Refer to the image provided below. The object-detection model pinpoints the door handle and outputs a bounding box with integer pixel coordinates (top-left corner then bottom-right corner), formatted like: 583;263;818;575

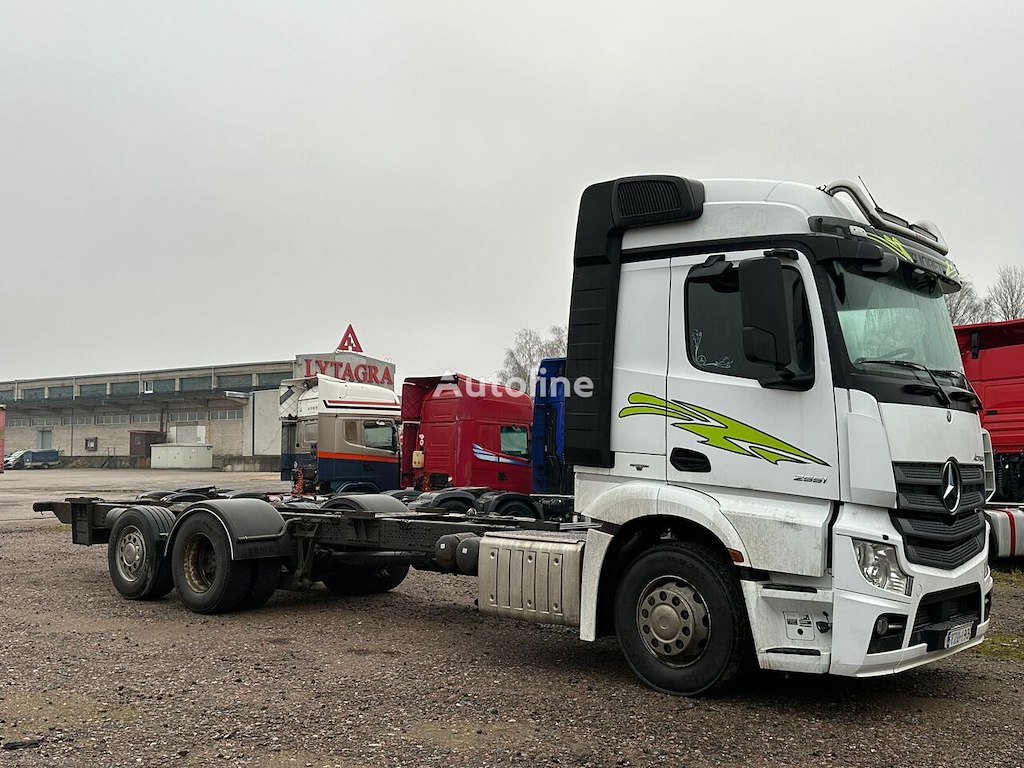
670;447;711;473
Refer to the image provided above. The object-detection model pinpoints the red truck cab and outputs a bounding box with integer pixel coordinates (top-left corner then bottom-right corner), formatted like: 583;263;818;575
956;318;1024;531
956;319;1024;458
401;374;533;493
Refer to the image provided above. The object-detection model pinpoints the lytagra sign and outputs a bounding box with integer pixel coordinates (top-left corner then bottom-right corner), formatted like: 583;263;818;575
293;327;396;389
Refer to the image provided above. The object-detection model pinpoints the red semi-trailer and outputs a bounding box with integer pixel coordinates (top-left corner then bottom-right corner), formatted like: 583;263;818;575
400;374;533;494
956;319;1024;557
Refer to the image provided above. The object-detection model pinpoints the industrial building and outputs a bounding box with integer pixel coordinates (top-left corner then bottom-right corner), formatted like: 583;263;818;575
0;345;395;470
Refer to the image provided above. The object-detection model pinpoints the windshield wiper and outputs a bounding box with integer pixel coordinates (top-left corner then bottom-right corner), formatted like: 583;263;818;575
928;369;983;410
855;358;953;406
947;387;983;410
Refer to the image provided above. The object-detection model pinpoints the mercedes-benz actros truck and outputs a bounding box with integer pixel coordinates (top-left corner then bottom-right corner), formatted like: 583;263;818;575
39;175;994;695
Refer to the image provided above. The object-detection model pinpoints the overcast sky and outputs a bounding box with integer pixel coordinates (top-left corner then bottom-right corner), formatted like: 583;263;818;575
2;1;1022;383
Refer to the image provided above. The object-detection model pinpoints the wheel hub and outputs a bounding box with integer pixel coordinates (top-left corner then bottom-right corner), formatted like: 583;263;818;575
637;577;711;666
182;533;217;594
116;526;146;582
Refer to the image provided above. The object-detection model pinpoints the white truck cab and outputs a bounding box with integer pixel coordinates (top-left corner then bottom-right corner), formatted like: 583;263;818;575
564;175;993;694
279;375;401;493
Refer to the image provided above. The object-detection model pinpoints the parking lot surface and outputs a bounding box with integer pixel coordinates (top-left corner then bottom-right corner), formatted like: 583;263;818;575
1;470;1022;767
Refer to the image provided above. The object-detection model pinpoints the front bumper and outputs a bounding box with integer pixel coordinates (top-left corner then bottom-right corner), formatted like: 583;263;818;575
828;527;992;677
830;584;991;677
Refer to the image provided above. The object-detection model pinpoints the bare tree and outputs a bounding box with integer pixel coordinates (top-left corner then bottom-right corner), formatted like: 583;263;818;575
945;279;990;325
497;325;568;390
986;265;1024;321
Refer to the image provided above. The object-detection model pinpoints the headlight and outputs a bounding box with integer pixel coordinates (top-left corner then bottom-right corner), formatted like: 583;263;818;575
852;540;913;596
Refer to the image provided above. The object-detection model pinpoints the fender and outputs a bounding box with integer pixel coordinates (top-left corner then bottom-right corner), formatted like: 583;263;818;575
321;493;409;515
583;482;747;556
578;482;747;641
476;491;541;517
334;481;381;494
407;488;479;511
166;499;291;561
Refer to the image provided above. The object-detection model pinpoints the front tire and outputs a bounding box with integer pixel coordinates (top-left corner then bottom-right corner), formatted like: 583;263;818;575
614;542;752;696
171;512;253;614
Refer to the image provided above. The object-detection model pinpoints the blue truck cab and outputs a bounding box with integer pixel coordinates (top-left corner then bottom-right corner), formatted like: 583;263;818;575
531;357;571;494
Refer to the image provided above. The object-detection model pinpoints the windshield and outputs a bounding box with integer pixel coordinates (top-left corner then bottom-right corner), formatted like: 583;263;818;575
830;262;962;377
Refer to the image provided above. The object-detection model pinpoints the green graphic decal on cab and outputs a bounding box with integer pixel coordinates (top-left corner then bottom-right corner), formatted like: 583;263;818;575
863;231;960;281
863;232;914;263
618;393;829;466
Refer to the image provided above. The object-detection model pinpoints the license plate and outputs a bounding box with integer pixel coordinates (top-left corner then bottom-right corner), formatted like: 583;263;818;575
944;623;973;649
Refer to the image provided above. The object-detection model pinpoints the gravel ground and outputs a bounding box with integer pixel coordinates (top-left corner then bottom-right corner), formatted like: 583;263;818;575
1;471;1023;767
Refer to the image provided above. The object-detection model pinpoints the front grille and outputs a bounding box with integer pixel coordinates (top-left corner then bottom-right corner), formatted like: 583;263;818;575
909;584;981;650
893;462;986;514
890;508;986;569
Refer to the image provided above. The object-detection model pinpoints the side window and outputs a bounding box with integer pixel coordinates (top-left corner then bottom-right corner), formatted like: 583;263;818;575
685;263;813;379
500;425;529;458
344;420;358;445
362;420;397;451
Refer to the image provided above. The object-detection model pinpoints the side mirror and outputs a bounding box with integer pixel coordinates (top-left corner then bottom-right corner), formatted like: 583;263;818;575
739;257;793;369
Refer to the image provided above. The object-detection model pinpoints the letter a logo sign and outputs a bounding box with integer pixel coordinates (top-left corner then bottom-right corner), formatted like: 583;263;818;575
336;324;363;353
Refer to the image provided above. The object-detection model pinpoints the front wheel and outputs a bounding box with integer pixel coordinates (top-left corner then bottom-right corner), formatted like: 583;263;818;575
614;542;752;696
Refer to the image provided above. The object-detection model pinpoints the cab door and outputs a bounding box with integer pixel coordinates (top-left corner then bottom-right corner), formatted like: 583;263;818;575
662;248;839;574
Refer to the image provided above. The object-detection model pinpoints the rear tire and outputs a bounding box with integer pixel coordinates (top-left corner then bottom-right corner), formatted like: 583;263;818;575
171;512;253;614
238;559;283;610
614;542;752;696
496;500;541;519
108;507;175;600
322;562;410;596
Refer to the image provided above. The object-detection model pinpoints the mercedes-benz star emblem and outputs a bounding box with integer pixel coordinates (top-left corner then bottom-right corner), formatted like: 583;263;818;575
940;459;962;514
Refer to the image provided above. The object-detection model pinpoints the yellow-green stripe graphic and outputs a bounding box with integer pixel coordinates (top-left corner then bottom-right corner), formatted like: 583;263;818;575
864;232;914;263
619;393;829;466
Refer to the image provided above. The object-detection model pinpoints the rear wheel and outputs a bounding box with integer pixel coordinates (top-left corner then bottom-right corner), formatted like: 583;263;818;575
108;507;176;600
171;512;252;614
496;500;541;519
238;559;284;610
322;562;410;596
614;542;752;696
